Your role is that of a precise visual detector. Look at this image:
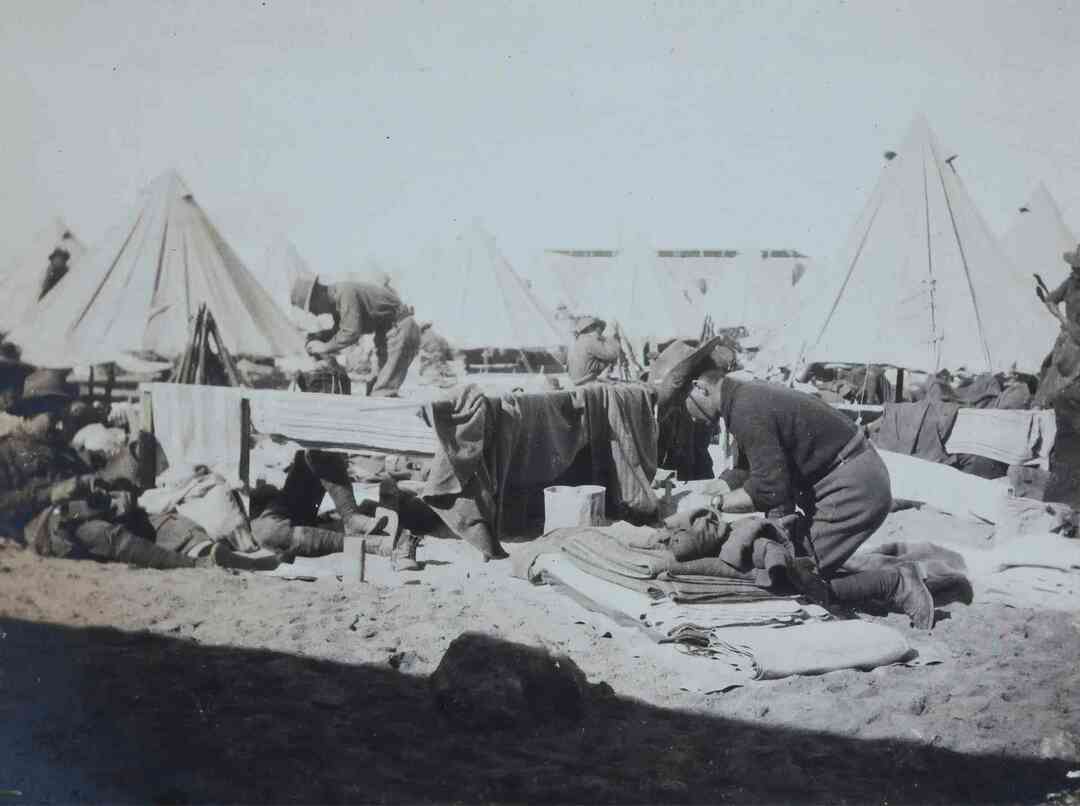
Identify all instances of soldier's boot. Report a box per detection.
[210,543,281,572]
[391,529,422,572]
[887,563,935,630]
[320,478,388,536]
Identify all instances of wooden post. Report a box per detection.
[895,368,906,403]
[88,366,95,405]
[103,363,115,412]
[137,387,157,490]
[238,397,251,491]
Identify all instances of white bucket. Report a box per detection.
[543,484,607,533]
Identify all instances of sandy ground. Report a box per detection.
[3,507,1080,804]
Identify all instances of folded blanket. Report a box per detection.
[675,620,912,679]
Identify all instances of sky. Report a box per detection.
[3,0,1080,286]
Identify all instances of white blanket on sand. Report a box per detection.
[533,554,912,681]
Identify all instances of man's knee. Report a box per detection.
[252,513,293,552]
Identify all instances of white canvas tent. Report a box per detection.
[400,221,565,350]
[1000,184,1076,365]
[0,218,86,333]
[798,116,1047,374]
[263,237,309,314]
[677,248,815,363]
[596,234,706,356]
[551,236,706,359]
[9,172,305,367]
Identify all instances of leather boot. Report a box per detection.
[342,512,389,537]
[290,526,345,557]
[391,529,422,571]
[889,562,935,630]
[210,543,281,572]
[923,562,974,607]
[783,554,831,606]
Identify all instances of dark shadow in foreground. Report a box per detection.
[0,617,1068,804]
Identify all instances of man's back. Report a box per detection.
[329,281,403,333]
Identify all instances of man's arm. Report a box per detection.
[1047,278,1071,306]
[322,290,365,354]
[0,474,95,528]
[587,334,623,363]
[729,408,797,515]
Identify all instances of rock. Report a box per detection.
[1041,731,1080,761]
[388,650,422,674]
[429,632,591,731]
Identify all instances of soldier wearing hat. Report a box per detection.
[290,272,420,398]
[647,336,738,481]
[567,315,623,386]
[662,344,942,630]
[39,247,72,301]
[0,345,34,438]
[0,369,275,571]
[1033,243,1080,407]
[1040,243,1080,333]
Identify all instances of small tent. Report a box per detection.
[572,234,705,359]
[798,116,1047,374]
[9,172,305,367]
[676,248,814,361]
[400,221,565,350]
[0,218,86,333]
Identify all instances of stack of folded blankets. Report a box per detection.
[515,509,801,604]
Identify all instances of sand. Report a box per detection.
[3,506,1080,804]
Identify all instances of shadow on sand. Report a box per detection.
[0,616,1069,804]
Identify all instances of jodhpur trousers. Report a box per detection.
[370,316,421,397]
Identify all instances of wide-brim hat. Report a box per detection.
[0,344,33,378]
[1064,244,1080,268]
[574,315,606,335]
[290,272,320,312]
[8,368,74,416]
[648,336,739,408]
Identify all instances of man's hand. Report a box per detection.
[49,475,97,505]
[306,340,329,357]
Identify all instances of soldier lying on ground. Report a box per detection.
[0,369,276,572]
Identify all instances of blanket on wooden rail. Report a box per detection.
[422,383,659,557]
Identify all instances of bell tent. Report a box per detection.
[400,221,564,351]
[0,218,86,333]
[9,172,304,367]
[798,116,1047,374]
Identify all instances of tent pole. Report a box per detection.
[206,309,244,387]
[88,366,95,405]
[195,304,209,386]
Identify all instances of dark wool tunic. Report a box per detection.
[0,433,90,533]
[718,377,857,514]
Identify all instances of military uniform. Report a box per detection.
[309,281,421,396]
[567,332,622,385]
[0,432,209,569]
